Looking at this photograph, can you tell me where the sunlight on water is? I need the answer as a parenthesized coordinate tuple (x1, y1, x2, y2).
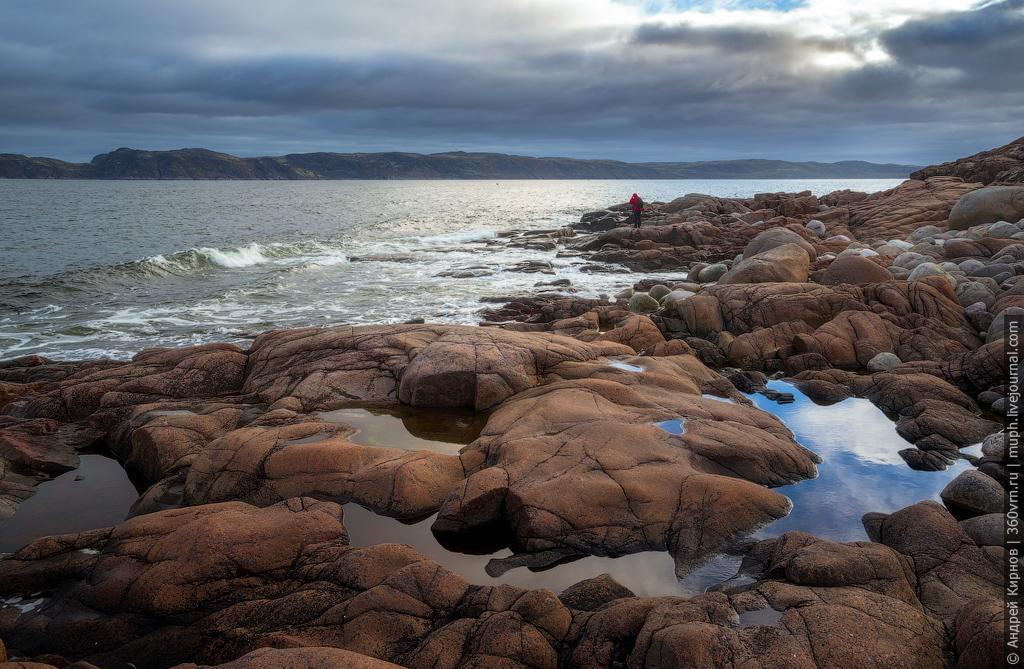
(0, 179, 901, 361)
(341, 503, 688, 597)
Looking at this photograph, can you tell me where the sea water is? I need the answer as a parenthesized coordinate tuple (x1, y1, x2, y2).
(0, 178, 901, 361)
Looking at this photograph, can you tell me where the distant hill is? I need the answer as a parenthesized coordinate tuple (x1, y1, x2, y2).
(0, 147, 921, 180)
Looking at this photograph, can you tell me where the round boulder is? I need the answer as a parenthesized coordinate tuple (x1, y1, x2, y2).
(940, 469, 1005, 517)
(628, 292, 660, 313)
(687, 262, 708, 283)
(661, 289, 695, 313)
(949, 186, 1024, 231)
(955, 281, 994, 308)
(892, 251, 927, 269)
(908, 262, 955, 288)
(982, 431, 1004, 459)
(958, 259, 985, 274)
(806, 219, 826, 237)
(743, 228, 817, 262)
(889, 266, 910, 279)
(867, 352, 902, 372)
(987, 220, 1019, 238)
(820, 255, 892, 285)
(698, 263, 729, 283)
(648, 284, 671, 301)
(719, 243, 810, 284)
(987, 306, 1024, 342)
(909, 225, 942, 242)
(959, 513, 1004, 546)
(874, 243, 905, 257)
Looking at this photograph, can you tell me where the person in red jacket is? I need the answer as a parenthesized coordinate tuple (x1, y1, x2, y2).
(629, 192, 644, 229)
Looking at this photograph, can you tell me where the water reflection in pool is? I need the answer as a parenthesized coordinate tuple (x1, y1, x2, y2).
(0, 454, 141, 553)
(655, 418, 687, 435)
(319, 405, 487, 455)
(341, 379, 977, 594)
(341, 503, 718, 597)
(749, 380, 972, 541)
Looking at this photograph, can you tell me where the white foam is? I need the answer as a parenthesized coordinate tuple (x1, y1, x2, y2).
(197, 242, 269, 268)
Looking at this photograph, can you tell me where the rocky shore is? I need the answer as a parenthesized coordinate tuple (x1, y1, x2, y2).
(1, 139, 1021, 668)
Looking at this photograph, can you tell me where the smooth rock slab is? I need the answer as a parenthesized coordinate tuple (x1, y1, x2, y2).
(184, 415, 467, 519)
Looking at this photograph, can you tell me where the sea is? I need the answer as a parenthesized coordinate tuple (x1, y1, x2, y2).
(0, 178, 901, 362)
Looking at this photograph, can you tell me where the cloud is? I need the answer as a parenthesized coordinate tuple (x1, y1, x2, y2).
(0, 0, 1019, 162)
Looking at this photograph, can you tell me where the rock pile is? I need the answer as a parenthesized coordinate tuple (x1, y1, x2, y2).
(1, 143, 1016, 667)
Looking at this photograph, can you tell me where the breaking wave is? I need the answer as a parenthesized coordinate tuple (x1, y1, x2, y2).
(131, 240, 349, 276)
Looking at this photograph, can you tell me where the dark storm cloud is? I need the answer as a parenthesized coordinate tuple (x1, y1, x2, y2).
(0, 0, 1020, 163)
(881, 0, 1024, 85)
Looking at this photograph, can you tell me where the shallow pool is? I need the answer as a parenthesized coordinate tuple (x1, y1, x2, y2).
(748, 380, 973, 541)
(319, 405, 486, 454)
(0, 454, 141, 553)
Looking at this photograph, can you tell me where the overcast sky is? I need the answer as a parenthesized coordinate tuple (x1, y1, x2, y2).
(0, 0, 1020, 164)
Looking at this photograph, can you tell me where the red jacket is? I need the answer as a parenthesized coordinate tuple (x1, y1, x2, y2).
(629, 194, 643, 212)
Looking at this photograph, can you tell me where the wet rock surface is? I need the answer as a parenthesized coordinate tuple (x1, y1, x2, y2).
(1, 161, 1015, 667)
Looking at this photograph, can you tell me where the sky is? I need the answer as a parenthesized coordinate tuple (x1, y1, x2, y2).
(0, 0, 1021, 164)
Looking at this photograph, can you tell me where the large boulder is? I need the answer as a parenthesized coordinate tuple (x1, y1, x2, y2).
(819, 255, 892, 285)
(948, 185, 1024, 230)
(742, 228, 816, 262)
(718, 243, 810, 284)
(662, 280, 979, 373)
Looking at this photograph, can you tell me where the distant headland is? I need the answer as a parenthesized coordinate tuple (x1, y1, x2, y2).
(0, 147, 921, 180)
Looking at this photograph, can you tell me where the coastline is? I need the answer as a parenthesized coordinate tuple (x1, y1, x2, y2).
(0, 144, 1021, 667)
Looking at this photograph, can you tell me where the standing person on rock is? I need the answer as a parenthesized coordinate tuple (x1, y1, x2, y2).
(629, 192, 644, 229)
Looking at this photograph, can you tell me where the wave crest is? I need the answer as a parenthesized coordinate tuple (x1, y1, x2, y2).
(135, 240, 347, 275)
